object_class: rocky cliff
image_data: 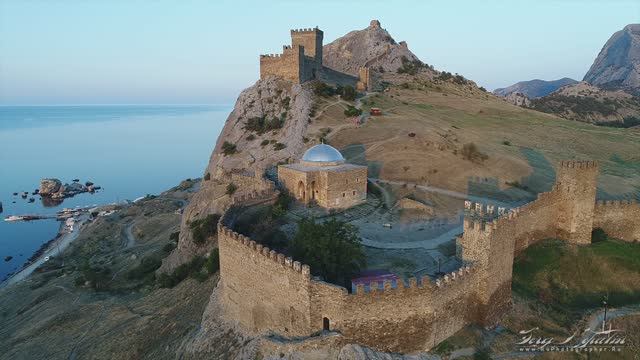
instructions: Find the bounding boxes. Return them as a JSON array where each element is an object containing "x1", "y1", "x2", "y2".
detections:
[
  {"x1": 493, "y1": 78, "x2": 577, "y2": 99},
  {"x1": 322, "y1": 20, "x2": 422, "y2": 76},
  {"x1": 159, "y1": 77, "x2": 313, "y2": 272},
  {"x1": 584, "y1": 24, "x2": 640, "y2": 95}
]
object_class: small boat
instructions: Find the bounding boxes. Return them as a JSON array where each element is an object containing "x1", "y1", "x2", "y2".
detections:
[{"x1": 4, "y1": 216, "x2": 22, "y2": 222}]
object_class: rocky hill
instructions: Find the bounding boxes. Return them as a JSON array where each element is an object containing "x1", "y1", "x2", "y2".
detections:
[
  {"x1": 584, "y1": 24, "x2": 640, "y2": 95},
  {"x1": 493, "y1": 78, "x2": 577, "y2": 99},
  {"x1": 159, "y1": 77, "x2": 313, "y2": 272},
  {"x1": 529, "y1": 81, "x2": 640, "y2": 126},
  {"x1": 322, "y1": 20, "x2": 425, "y2": 76}
]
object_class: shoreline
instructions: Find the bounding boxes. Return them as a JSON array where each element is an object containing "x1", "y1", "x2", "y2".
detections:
[{"x1": 0, "y1": 214, "x2": 88, "y2": 288}]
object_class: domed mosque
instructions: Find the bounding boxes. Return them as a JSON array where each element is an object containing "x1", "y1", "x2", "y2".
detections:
[{"x1": 278, "y1": 143, "x2": 368, "y2": 209}]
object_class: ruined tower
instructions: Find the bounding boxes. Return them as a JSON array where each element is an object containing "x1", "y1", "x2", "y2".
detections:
[{"x1": 555, "y1": 160, "x2": 599, "y2": 244}]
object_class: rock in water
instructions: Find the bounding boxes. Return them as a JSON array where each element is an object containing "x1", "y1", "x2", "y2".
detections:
[
  {"x1": 0, "y1": 201, "x2": 3, "y2": 213},
  {"x1": 4, "y1": 256, "x2": 12, "y2": 262},
  {"x1": 583, "y1": 24, "x2": 640, "y2": 95},
  {"x1": 39, "y1": 178, "x2": 62, "y2": 196}
]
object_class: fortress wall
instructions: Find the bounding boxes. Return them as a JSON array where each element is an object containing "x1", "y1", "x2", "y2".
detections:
[
  {"x1": 218, "y1": 206, "x2": 313, "y2": 337},
  {"x1": 260, "y1": 47, "x2": 303, "y2": 83},
  {"x1": 319, "y1": 66, "x2": 359, "y2": 87},
  {"x1": 593, "y1": 200, "x2": 640, "y2": 241},
  {"x1": 308, "y1": 266, "x2": 479, "y2": 353}
]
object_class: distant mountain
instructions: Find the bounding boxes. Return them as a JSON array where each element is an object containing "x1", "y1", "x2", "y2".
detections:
[
  {"x1": 584, "y1": 24, "x2": 640, "y2": 95},
  {"x1": 322, "y1": 20, "x2": 422, "y2": 76},
  {"x1": 493, "y1": 78, "x2": 578, "y2": 99}
]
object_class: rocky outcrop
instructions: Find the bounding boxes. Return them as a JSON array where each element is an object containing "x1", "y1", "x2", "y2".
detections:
[
  {"x1": 39, "y1": 178, "x2": 62, "y2": 196},
  {"x1": 503, "y1": 92, "x2": 531, "y2": 107},
  {"x1": 322, "y1": 20, "x2": 422, "y2": 76},
  {"x1": 584, "y1": 24, "x2": 640, "y2": 95},
  {"x1": 529, "y1": 81, "x2": 640, "y2": 124},
  {"x1": 159, "y1": 76, "x2": 313, "y2": 273},
  {"x1": 493, "y1": 78, "x2": 577, "y2": 99}
]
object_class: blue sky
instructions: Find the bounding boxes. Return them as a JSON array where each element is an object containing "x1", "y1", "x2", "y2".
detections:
[{"x1": 0, "y1": 0, "x2": 638, "y2": 105}]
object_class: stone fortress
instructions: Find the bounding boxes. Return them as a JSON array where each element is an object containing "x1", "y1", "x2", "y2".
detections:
[
  {"x1": 277, "y1": 143, "x2": 367, "y2": 210},
  {"x1": 260, "y1": 26, "x2": 371, "y2": 91},
  {"x1": 217, "y1": 159, "x2": 640, "y2": 353}
]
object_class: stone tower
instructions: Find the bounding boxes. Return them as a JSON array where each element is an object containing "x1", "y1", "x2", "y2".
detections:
[
  {"x1": 554, "y1": 160, "x2": 599, "y2": 244},
  {"x1": 291, "y1": 27, "x2": 323, "y2": 64}
]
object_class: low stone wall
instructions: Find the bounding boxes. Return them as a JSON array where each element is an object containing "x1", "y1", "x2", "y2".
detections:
[{"x1": 593, "y1": 200, "x2": 640, "y2": 241}]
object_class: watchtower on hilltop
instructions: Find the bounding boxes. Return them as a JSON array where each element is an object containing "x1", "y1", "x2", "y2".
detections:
[{"x1": 259, "y1": 25, "x2": 371, "y2": 90}]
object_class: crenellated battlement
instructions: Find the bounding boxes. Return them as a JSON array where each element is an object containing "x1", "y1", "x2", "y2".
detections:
[
  {"x1": 559, "y1": 160, "x2": 598, "y2": 169},
  {"x1": 230, "y1": 188, "x2": 277, "y2": 205},
  {"x1": 290, "y1": 27, "x2": 321, "y2": 33},
  {"x1": 352, "y1": 265, "x2": 474, "y2": 296},
  {"x1": 218, "y1": 222, "x2": 312, "y2": 279},
  {"x1": 464, "y1": 200, "x2": 505, "y2": 216},
  {"x1": 595, "y1": 199, "x2": 637, "y2": 208}
]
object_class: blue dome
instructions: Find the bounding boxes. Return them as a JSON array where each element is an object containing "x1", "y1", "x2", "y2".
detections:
[{"x1": 302, "y1": 144, "x2": 345, "y2": 163}]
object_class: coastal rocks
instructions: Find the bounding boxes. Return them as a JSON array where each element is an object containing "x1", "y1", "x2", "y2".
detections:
[
  {"x1": 35, "y1": 178, "x2": 100, "y2": 206},
  {"x1": 39, "y1": 178, "x2": 62, "y2": 195}
]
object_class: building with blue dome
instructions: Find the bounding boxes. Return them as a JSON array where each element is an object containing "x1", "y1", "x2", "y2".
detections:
[{"x1": 278, "y1": 143, "x2": 367, "y2": 209}]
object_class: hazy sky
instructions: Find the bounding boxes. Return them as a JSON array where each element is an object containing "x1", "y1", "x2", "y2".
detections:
[{"x1": 1, "y1": 0, "x2": 638, "y2": 105}]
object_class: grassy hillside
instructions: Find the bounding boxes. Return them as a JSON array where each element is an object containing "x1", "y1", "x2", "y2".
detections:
[
  {"x1": 513, "y1": 238, "x2": 640, "y2": 314},
  {"x1": 309, "y1": 77, "x2": 640, "y2": 198}
]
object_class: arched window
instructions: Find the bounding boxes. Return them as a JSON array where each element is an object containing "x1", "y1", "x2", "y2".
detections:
[{"x1": 323, "y1": 317, "x2": 330, "y2": 331}]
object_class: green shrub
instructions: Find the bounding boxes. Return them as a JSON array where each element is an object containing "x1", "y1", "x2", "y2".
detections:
[
  {"x1": 260, "y1": 139, "x2": 270, "y2": 146},
  {"x1": 169, "y1": 231, "x2": 179, "y2": 242},
  {"x1": 272, "y1": 192, "x2": 292, "y2": 218},
  {"x1": 162, "y1": 242, "x2": 176, "y2": 253},
  {"x1": 396, "y1": 56, "x2": 424, "y2": 75},
  {"x1": 344, "y1": 105, "x2": 362, "y2": 117},
  {"x1": 204, "y1": 172, "x2": 211, "y2": 181},
  {"x1": 126, "y1": 255, "x2": 162, "y2": 280},
  {"x1": 437, "y1": 71, "x2": 453, "y2": 81},
  {"x1": 80, "y1": 261, "x2": 111, "y2": 291},
  {"x1": 341, "y1": 85, "x2": 356, "y2": 101},
  {"x1": 502, "y1": 140, "x2": 511, "y2": 146},
  {"x1": 246, "y1": 134, "x2": 255, "y2": 141},
  {"x1": 289, "y1": 218, "x2": 366, "y2": 288},
  {"x1": 190, "y1": 214, "x2": 221, "y2": 245},
  {"x1": 226, "y1": 183, "x2": 238, "y2": 195},
  {"x1": 221, "y1": 141, "x2": 237, "y2": 156},
  {"x1": 273, "y1": 142, "x2": 286, "y2": 151},
  {"x1": 158, "y1": 256, "x2": 208, "y2": 288},
  {"x1": 205, "y1": 248, "x2": 220, "y2": 274},
  {"x1": 461, "y1": 143, "x2": 488, "y2": 162},
  {"x1": 245, "y1": 115, "x2": 285, "y2": 134},
  {"x1": 313, "y1": 81, "x2": 336, "y2": 97}
]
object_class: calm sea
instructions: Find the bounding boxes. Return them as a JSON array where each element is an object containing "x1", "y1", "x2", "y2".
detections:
[{"x1": 0, "y1": 105, "x2": 230, "y2": 280}]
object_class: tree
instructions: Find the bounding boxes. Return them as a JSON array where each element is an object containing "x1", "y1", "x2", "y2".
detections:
[
  {"x1": 289, "y1": 218, "x2": 366, "y2": 288},
  {"x1": 342, "y1": 85, "x2": 357, "y2": 101}
]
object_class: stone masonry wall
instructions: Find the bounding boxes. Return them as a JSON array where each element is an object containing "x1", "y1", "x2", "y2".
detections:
[
  {"x1": 218, "y1": 203, "x2": 313, "y2": 337},
  {"x1": 593, "y1": 200, "x2": 640, "y2": 241},
  {"x1": 322, "y1": 168, "x2": 367, "y2": 209},
  {"x1": 260, "y1": 46, "x2": 303, "y2": 83}
]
